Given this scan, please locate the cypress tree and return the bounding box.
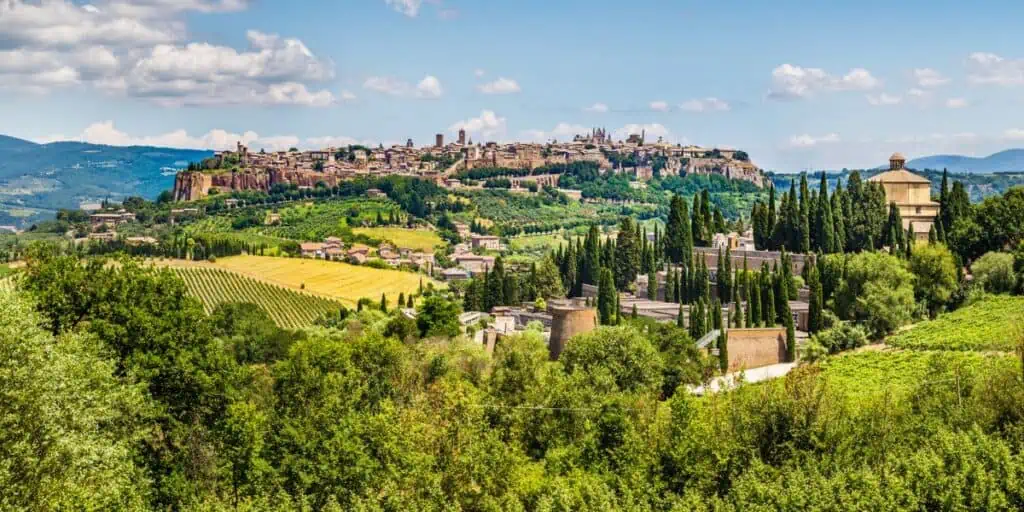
[614,217,640,290]
[807,264,823,334]
[398,292,405,308]
[664,195,691,264]
[816,172,836,253]
[767,184,777,239]
[718,330,729,372]
[677,303,685,328]
[749,275,761,327]
[648,270,658,300]
[631,304,638,319]
[407,294,415,308]
[928,223,937,244]
[832,181,847,253]
[691,195,705,247]
[764,286,776,327]
[380,293,388,312]
[785,310,797,362]
[564,247,578,297]
[597,268,616,325]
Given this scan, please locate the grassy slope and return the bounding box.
[351,227,443,252]
[210,255,434,305]
[887,296,1024,352]
[173,267,342,329]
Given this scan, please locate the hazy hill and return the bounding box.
[906,149,1024,173]
[0,134,211,226]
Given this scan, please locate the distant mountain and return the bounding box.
[0,135,211,227]
[906,149,1024,173]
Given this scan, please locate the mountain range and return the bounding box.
[0,135,211,227]
[906,149,1024,173]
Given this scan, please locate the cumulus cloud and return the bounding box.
[787,133,840,148]
[520,122,589,142]
[768,64,879,100]
[967,52,1024,86]
[679,97,730,112]
[449,110,507,139]
[913,68,949,88]
[866,93,902,106]
[0,1,335,107]
[364,74,443,98]
[584,102,609,113]
[46,120,370,151]
[477,77,521,95]
[649,100,670,112]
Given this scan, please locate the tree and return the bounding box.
[560,326,664,394]
[664,195,692,265]
[971,251,1018,294]
[718,247,733,303]
[417,295,462,338]
[0,290,149,509]
[583,225,601,285]
[718,330,729,372]
[807,264,824,333]
[815,172,836,253]
[486,257,507,308]
[834,251,916,338]
[614,217,640,290]
[380,293,388,312]
[908,243,958,317]
[648,270,658,300]
[597,268,616,325]
[785,311,796,362]
[534,255,565,299]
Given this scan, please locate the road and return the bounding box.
[689,362,798,395]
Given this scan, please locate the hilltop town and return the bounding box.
[172,128,764,201]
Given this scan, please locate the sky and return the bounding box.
[3,0,1024,171]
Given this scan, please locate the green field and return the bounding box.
[888,296,1024,352]
[352,227,443,252]
[207,255,434,305]
[173,267,343,328]
[819,349,1020,400]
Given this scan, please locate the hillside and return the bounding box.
[0,135,211,227]
[906,149,1024,173]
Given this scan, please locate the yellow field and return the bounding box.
[352,227,443,252]
[203,255,433,305]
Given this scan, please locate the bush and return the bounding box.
[811,322,868,354]
[972,251,1017,294]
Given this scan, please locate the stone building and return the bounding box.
[868,153,939,241]
[548,302,598,360]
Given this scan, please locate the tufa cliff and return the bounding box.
[172,168,351,201]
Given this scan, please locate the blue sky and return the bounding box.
[3,0,1024,171]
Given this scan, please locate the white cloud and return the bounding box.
[678,97,730,112]
[384,0,422,17]
[477,77,520,95]
[415,75,442,98]
[0,1,336,107]
[866,93,902,106]
[474,69,486,78]
[340,89,356,101]
[768,64,879,100]
[906,87,927,98]
[787,133,840,148]
[967,52,1024,86]
[1003,129,1024,140]
[364,74,443,98]
[449,110,507,139]
[520,122,589,142]
[50,120,368,151]
[649,100,670,112]
[584,102,609,113]
[945,97,968,109]
[913,68,949,88]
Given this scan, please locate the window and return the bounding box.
[915,206,922,214]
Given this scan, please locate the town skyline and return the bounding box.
[5,0,1024,171]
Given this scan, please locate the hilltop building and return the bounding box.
[868,153,939,241]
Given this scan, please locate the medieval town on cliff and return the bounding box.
[172,131,765,201]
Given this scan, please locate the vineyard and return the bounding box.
[173,267,343,329]
[887,295,1024,352]
[819,349,1019,400]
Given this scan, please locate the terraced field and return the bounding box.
[208,255,433,305]
[173,267,343,329]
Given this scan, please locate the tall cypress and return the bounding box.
[815,172,835,253]
[720,246,733,303]
[664,195,690,264]
[764,286,776,327]
[648,270,658,300]
[831,180,847,253]
[597,268,616,325]
[691,195,705,247]
[583,224,601,285]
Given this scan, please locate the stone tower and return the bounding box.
[548,303,598,360]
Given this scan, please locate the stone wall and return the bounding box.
[725,328,787,372]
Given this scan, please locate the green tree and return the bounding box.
[785,311,796,362]
[380,293,388,312]
[614,217,640,290]
[560,326,664,394]
[807,263,824,333]
[908,243,958,317]
[835,251,916,338]
[597,268,617,325]
[664,195,692,265]
[416,295,462,338]
[534,255,565,299]
[971,251,1018,294]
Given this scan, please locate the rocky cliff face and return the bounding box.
[172,168,349,201]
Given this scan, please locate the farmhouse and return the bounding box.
[471,234,501,251]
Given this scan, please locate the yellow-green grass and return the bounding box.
[819,349,1019,401]
[173,267,343,329]
[208,255,433,306]
[352,227,443,252]
[887,295,1024,352]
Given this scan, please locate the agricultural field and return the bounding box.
[173,267,343,328]
[207,255,433,305]
[463,189,658,233]
[0,263,14,280]
[352,227,443,252]
[887,295,1024,352]
[819,349,1020,401]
